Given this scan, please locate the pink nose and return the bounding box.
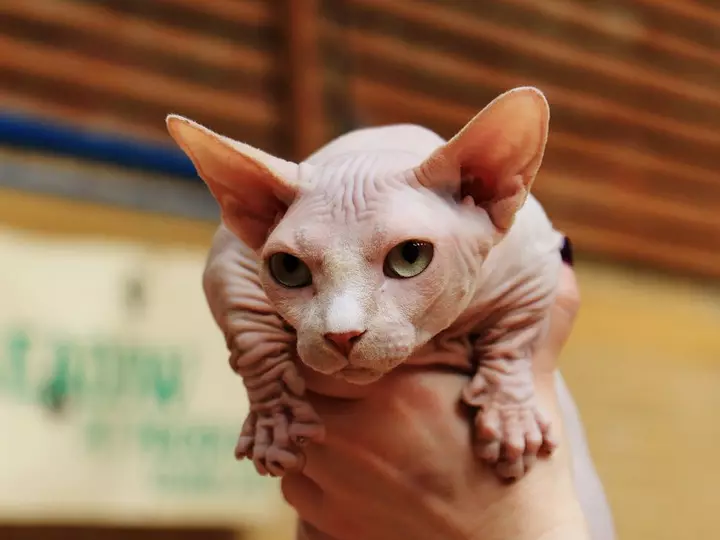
[324,330,365,356]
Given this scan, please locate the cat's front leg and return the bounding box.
[204,226,325,477]
[462,277,559,481]
[228,323,325,477]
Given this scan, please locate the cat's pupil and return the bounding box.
[283,255,300,273]
[402,242,420,264]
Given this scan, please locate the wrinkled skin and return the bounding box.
[170,87,566,480]
[173,85,615,538]
[207,229,615,540]
[284,264,616,540]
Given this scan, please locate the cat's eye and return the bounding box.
[384,240,434,279]
[268,253,312,288]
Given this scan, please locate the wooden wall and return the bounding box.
[0,0,288,153]
[1,0,718,280]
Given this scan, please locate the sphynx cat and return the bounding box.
[167,87,564,481]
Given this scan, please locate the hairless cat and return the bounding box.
[167,87,563,481]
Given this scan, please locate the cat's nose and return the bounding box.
[324,330,365,356]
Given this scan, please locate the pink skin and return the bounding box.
[168,87,562,480]
[204,232,616,540]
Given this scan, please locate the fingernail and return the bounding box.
[560,236,574,267]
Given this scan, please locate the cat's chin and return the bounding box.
[333,366,385,385]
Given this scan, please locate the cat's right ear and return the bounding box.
[414,87,549,232]
[167,115,299,251]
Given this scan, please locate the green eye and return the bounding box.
[384,240,434,279]
[268,253,312,288]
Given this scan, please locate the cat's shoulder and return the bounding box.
[509,194,563,252]
[470,195,562,298]
[446,196,562,335]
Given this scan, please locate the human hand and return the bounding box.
[281,243,589,540]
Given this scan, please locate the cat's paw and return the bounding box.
[463,369,556,481]
[234,408,325,477]
[472,399,557,481]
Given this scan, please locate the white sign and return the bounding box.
[0,228,284,526]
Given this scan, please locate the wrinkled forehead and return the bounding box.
[308,151,426,186]
[264,178,454,261]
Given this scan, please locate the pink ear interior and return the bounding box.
[166,115,299,250]
[418,87,549,231]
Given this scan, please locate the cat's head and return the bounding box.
[168,87,549,384]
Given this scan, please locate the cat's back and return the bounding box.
[304,124,446,166]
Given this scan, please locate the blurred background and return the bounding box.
[0,0,718,539]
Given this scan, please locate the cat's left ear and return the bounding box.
[416,87,549,232]
[167,115,300,251]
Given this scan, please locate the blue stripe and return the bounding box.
[0,109,199,180]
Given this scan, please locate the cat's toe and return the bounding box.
[495,456,527,481]
[473,403,555,481]
[502,421,528,462]
[264,444,306,476]
[476,439,501,463]
[234,434,255,460]
[234,411,258,459]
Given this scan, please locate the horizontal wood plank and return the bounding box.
[0,0,274,76]
[502,0,720,68]
[0,91,168,142]
[154,0,275,27]
[631,0,720,27]
[346,0,720,110]
[0,34,276,129]
[326,23,720,151]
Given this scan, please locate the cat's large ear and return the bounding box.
[167,115,300,250]
[416,87,549,232]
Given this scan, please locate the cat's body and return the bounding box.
[170,87,563,481]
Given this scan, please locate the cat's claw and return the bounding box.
[234,408,325,477]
